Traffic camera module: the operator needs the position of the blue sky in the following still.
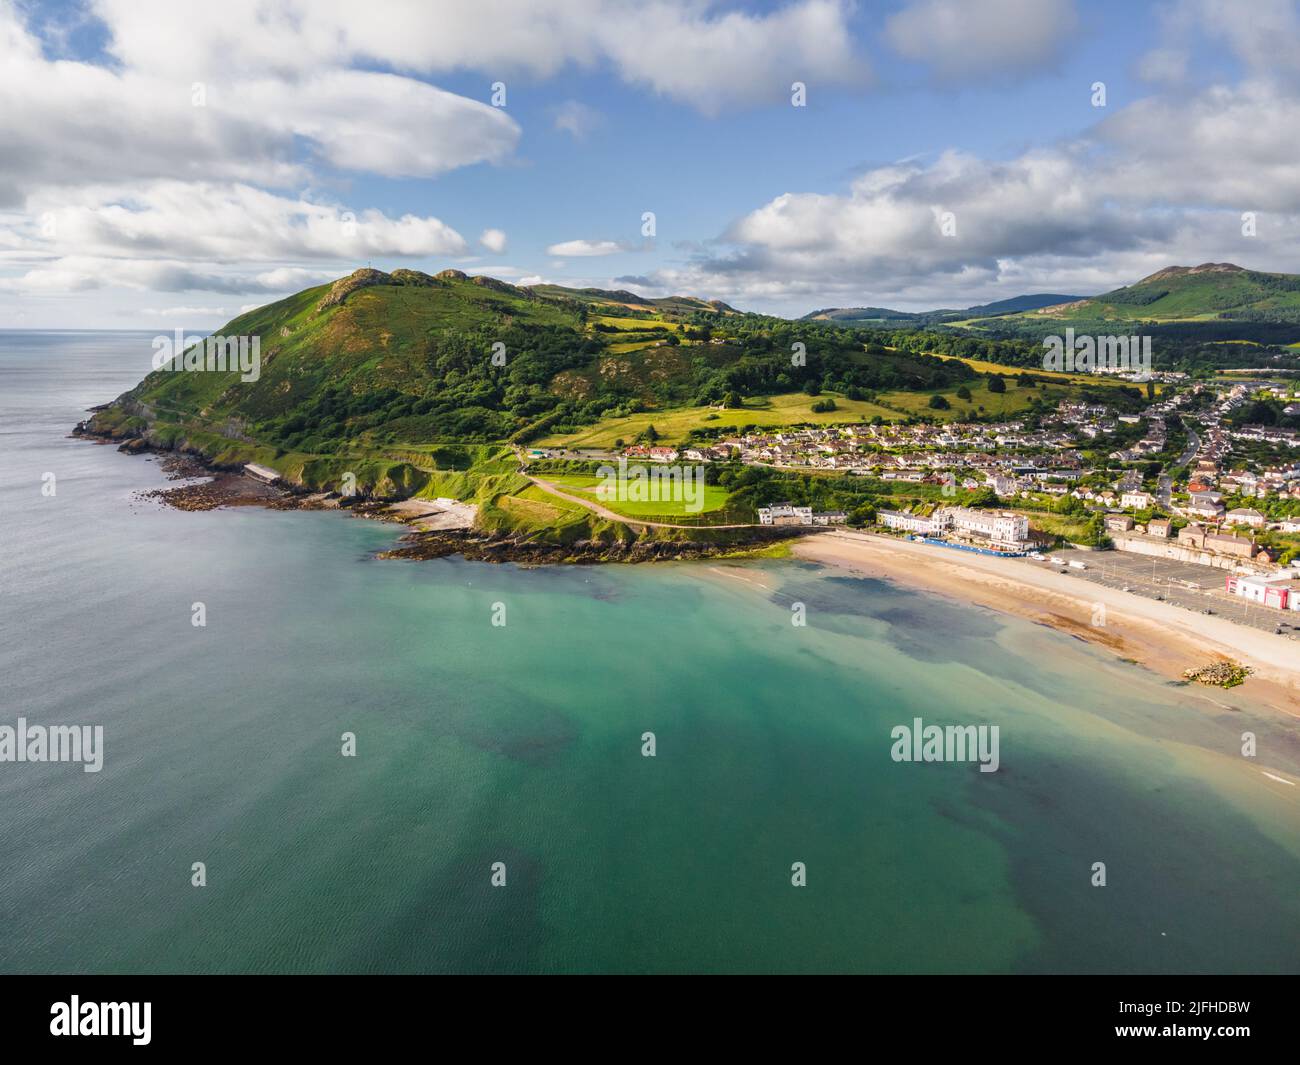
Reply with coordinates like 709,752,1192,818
1,0,1295,326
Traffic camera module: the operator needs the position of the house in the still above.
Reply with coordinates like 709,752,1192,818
1224,507,1265,528
812,511,848,526
878,509,937,535
938,507,1032,549
1104,514,1135,533
1204,531,1257,558
1147,518,1172,538
1185,493,1225,519
757,502,813,527
1121,490,1154,510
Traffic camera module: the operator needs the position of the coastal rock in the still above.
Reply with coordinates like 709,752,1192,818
1182,659,1254,688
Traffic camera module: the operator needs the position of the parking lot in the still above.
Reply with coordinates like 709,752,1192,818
1025,548,1300,638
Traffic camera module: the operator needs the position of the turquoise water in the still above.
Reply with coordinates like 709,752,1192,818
1,331,1298,974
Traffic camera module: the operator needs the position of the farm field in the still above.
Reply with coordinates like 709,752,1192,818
593,314,683,332
939,355,1155,389
539,392,900,447
540,472,734,517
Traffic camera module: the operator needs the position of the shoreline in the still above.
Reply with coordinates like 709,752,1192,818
795,530,1300,712
78,430,798,565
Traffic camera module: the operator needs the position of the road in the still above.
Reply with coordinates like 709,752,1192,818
1158,425,1199,506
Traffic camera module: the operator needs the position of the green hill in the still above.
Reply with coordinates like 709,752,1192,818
91,266,978,452
1018,263,1300,322
83,266,987,522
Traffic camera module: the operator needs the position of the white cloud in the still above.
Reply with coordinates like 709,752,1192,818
545,239,626,257
88,0,867,116
0,257,339,295
0,4,519,203
14,183,469,263
139,306,228,317
885,0,1078,82
664,76,1300,312
552,100,603,139
596,0,865,113
479,228,508,253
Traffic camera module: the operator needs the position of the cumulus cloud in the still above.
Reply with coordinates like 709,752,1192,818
552,100,603,139
139,305,229,317
96,0,866,111
0,4,519,200
479,228,508,253
0,258,339,295
659,102,1300,310
15,183,469,263
597,0,866,113
545,239,626,257
647,2,1300,313
885,0,1078,82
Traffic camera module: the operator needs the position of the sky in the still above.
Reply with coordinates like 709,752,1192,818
2,0,1299,327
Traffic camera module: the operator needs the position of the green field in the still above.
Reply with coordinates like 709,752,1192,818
542,472,734,518
540,392,900,447
878,377,1080,420
941,355,1156,390
593,314,683,332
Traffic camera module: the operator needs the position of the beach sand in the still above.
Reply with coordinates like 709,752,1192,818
796,531,1300,715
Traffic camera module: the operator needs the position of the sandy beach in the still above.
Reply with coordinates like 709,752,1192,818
796,530,1300,714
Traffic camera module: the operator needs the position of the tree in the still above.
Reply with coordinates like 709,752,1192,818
956,385,972,401
987,374,1006,394
848,503,876,527
928,394,951,410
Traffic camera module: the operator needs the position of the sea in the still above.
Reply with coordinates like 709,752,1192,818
1,330,1297,974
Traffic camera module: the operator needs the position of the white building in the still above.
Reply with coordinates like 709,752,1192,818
1224,573,1300,611
939,507,1031,548
1224,507,1266,528
1121,491,1154,510
878,509,938,535
757,503,813,526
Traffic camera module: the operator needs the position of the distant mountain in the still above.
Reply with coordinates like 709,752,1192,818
960,293,1085,317
801,306,925,322
529,284,737,315
1023,263,1300,322
803,293,1085,323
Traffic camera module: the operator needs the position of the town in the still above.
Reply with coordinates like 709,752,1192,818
554,378,1300,619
